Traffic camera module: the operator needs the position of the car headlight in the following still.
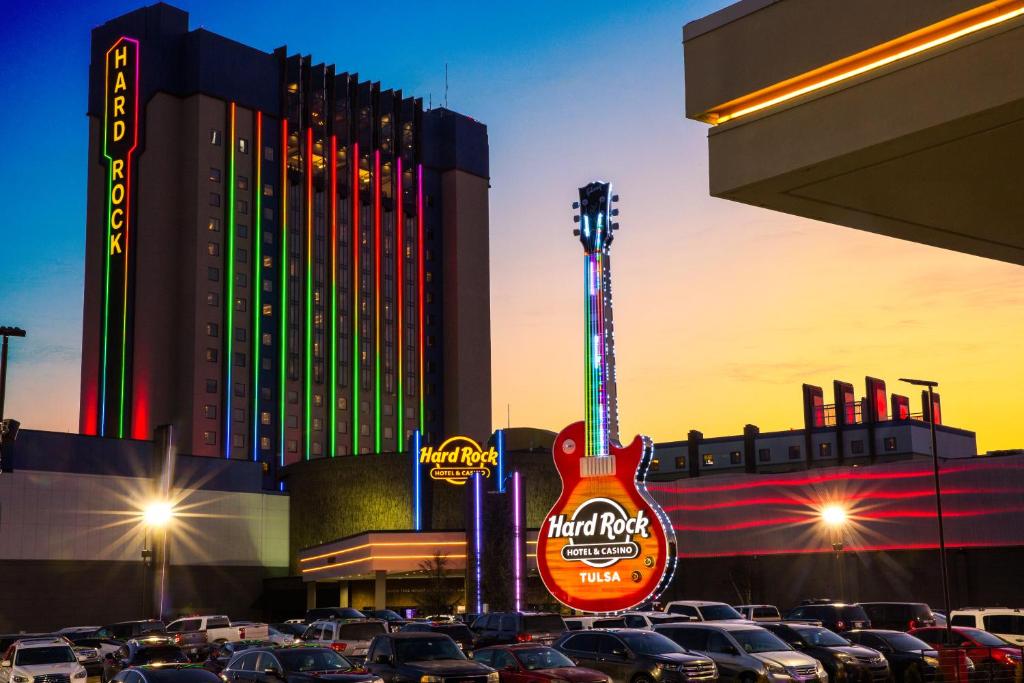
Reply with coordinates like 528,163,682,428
766,663,787,676
923,657,939,668
836,654,858,665
656,662,682,671
12,676,30,683
815,662,827,675
73,671,88,680
965,657,976,672
421,677,443,683
487,673,501,683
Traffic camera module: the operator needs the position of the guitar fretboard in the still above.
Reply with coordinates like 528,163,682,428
584,247,618,457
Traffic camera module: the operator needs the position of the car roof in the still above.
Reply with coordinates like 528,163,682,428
847,629,910,635
658,622,762,632
477,644,557,651
14,638,72,648
382,632,456,639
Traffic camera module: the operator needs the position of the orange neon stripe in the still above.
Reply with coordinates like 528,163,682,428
700,0,1024,124
300,540,468,563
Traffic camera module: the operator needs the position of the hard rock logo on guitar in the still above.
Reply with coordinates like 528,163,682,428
537,182,676,613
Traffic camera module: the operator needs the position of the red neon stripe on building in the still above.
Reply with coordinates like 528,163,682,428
678,541,1019,559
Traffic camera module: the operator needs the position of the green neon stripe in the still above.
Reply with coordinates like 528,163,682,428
100,165,113,434
225,103,237,458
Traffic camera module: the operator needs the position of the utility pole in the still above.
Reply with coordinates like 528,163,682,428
0,326,28,473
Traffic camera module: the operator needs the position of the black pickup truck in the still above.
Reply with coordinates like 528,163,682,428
365,633,498,683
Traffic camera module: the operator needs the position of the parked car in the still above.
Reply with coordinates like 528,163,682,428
563,617,627,631
0,635,49,655
65,632,125,659
733,606,782,623
103,622,167,641
664,602,746,622
364,632,498,683
166,616,269,657
111,665,222,683
846,630,943,683
361,611,409,632
860,604,936,632
0,637,89,683
949,609,1024,646
221,645,381,683
302,620,389,662
69,643,104,677
102,639,190,682
910,626,1021,677
621,613,695,630
784,603,871,633
555,628,717,683
399,622,476,652
761,622,890,683
653,622,825,683
267,626,301,647
305,608,366,623
475,644,609,683
472,613,568,647
203,640,273,675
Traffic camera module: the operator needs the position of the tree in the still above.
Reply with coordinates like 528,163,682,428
416,551,459,615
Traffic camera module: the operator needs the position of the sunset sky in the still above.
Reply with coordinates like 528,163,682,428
2,0,1021,453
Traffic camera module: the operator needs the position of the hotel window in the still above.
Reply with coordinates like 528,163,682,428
205,348,218,363
702,454,714,466
206,322,218,337
729,450,742,465
312,442,322,455
232,434,244,448
288,391,298,404
234,383,245,397
263,184,273,197
237,248,247,263
238,138,249,154
262,304,272,316
208,242,219,256
209,193,221,206
203,431,217,445
649,459,660,471
234,353,245,367
235,298,246,312
788,445,801,460
263,207,273,220
260,437,271,451
313,418,322,431
210,129,222,145
262,358,271,370
236,272,246,288
264,146,274,161
237,225,247,238
209,167,221,183
287,440,298,453
675,456,686,469
208,217,220,232
238,176,248,190
851,440,865,454
207,292,219,307
263,255,273,268
263,231,273,245
205,379,217,393
207,267,219,282
203,404,217,419
238,200,248,214
263,279,273,293
287,415,298,428
262,333,272,346
338,397,347,410
313,394,323,407
233,408,244,423
884,437,898,452
758,448,771,462
360,424,370,436
819,442,833,458
261,412,271,425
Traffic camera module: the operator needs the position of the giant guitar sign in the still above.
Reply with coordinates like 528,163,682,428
536,182,677,613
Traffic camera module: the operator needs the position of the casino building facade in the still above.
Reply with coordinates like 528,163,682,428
78,3,491,485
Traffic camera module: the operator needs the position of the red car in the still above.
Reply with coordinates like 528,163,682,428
910,627,1022,678
474,644,609,683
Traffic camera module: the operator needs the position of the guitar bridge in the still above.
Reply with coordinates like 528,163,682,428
580,455,616,478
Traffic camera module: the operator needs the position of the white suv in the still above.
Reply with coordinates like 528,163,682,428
0,638,88,683
950,608,1024,646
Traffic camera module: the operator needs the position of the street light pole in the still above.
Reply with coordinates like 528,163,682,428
900,378,951,642
0,326,28,424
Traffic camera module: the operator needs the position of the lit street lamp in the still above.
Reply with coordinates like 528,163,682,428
821,504,849,600
899,377,951,642
142,500,174,619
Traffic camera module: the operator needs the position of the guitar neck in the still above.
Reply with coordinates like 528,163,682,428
584,249,619,457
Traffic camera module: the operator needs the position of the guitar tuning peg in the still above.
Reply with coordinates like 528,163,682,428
612,194,619,202
572,201,580,209
573,229,581,236
573,215,580,223
612,223,620,230
611,208,619,216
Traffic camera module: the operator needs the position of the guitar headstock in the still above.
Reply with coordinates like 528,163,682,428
573,181,619,254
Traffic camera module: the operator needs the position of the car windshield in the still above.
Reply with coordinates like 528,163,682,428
15,647,78,665
620,632,686,655
135,647,189,665
435,626,474,640
395,637,466,663
884,634,933,651
373,611,404,621
963,629,1012,647
797,628,849,647
277,649,353,672
338,623,387,640
516,648,576,670
700,605,743,621
523,616,566,633
733,630,792,654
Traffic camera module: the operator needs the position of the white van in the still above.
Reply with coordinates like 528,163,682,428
950,608,1024,646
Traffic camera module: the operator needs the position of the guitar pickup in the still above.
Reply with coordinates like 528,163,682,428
580,455,616,478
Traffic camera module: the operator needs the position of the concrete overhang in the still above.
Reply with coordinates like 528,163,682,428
684,0,1024,264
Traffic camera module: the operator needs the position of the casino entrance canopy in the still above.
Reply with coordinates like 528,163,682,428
683,0,1024,265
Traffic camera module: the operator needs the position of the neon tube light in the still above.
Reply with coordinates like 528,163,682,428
412,429,423,530
496,429,505,492
304,127,313,460
224,101,237,459
374,149,382,452
279,119,288,468
300,539,467,563
352,143,360,455
417,164,425,433
301,553,469,573
252,110,263,462
474,472,483,613
700,0,1024,125
396,157,404,447
512,470,522,611
329,136,338,457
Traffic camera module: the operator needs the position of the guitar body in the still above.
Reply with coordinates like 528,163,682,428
537,420,676,613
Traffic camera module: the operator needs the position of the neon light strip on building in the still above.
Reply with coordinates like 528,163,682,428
374,149,382,452
412,429,422,531
278,119,288,468
396,157,404,448
100,36,140,437
512,470,523,611
224,102,237,459
473,472,483,613
304,127,313,460
496,429,505,492
301,539,467,563
417,164,425,433
251,110,263,462
352,143,360,455
329,137,338,457
301,553,469,573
